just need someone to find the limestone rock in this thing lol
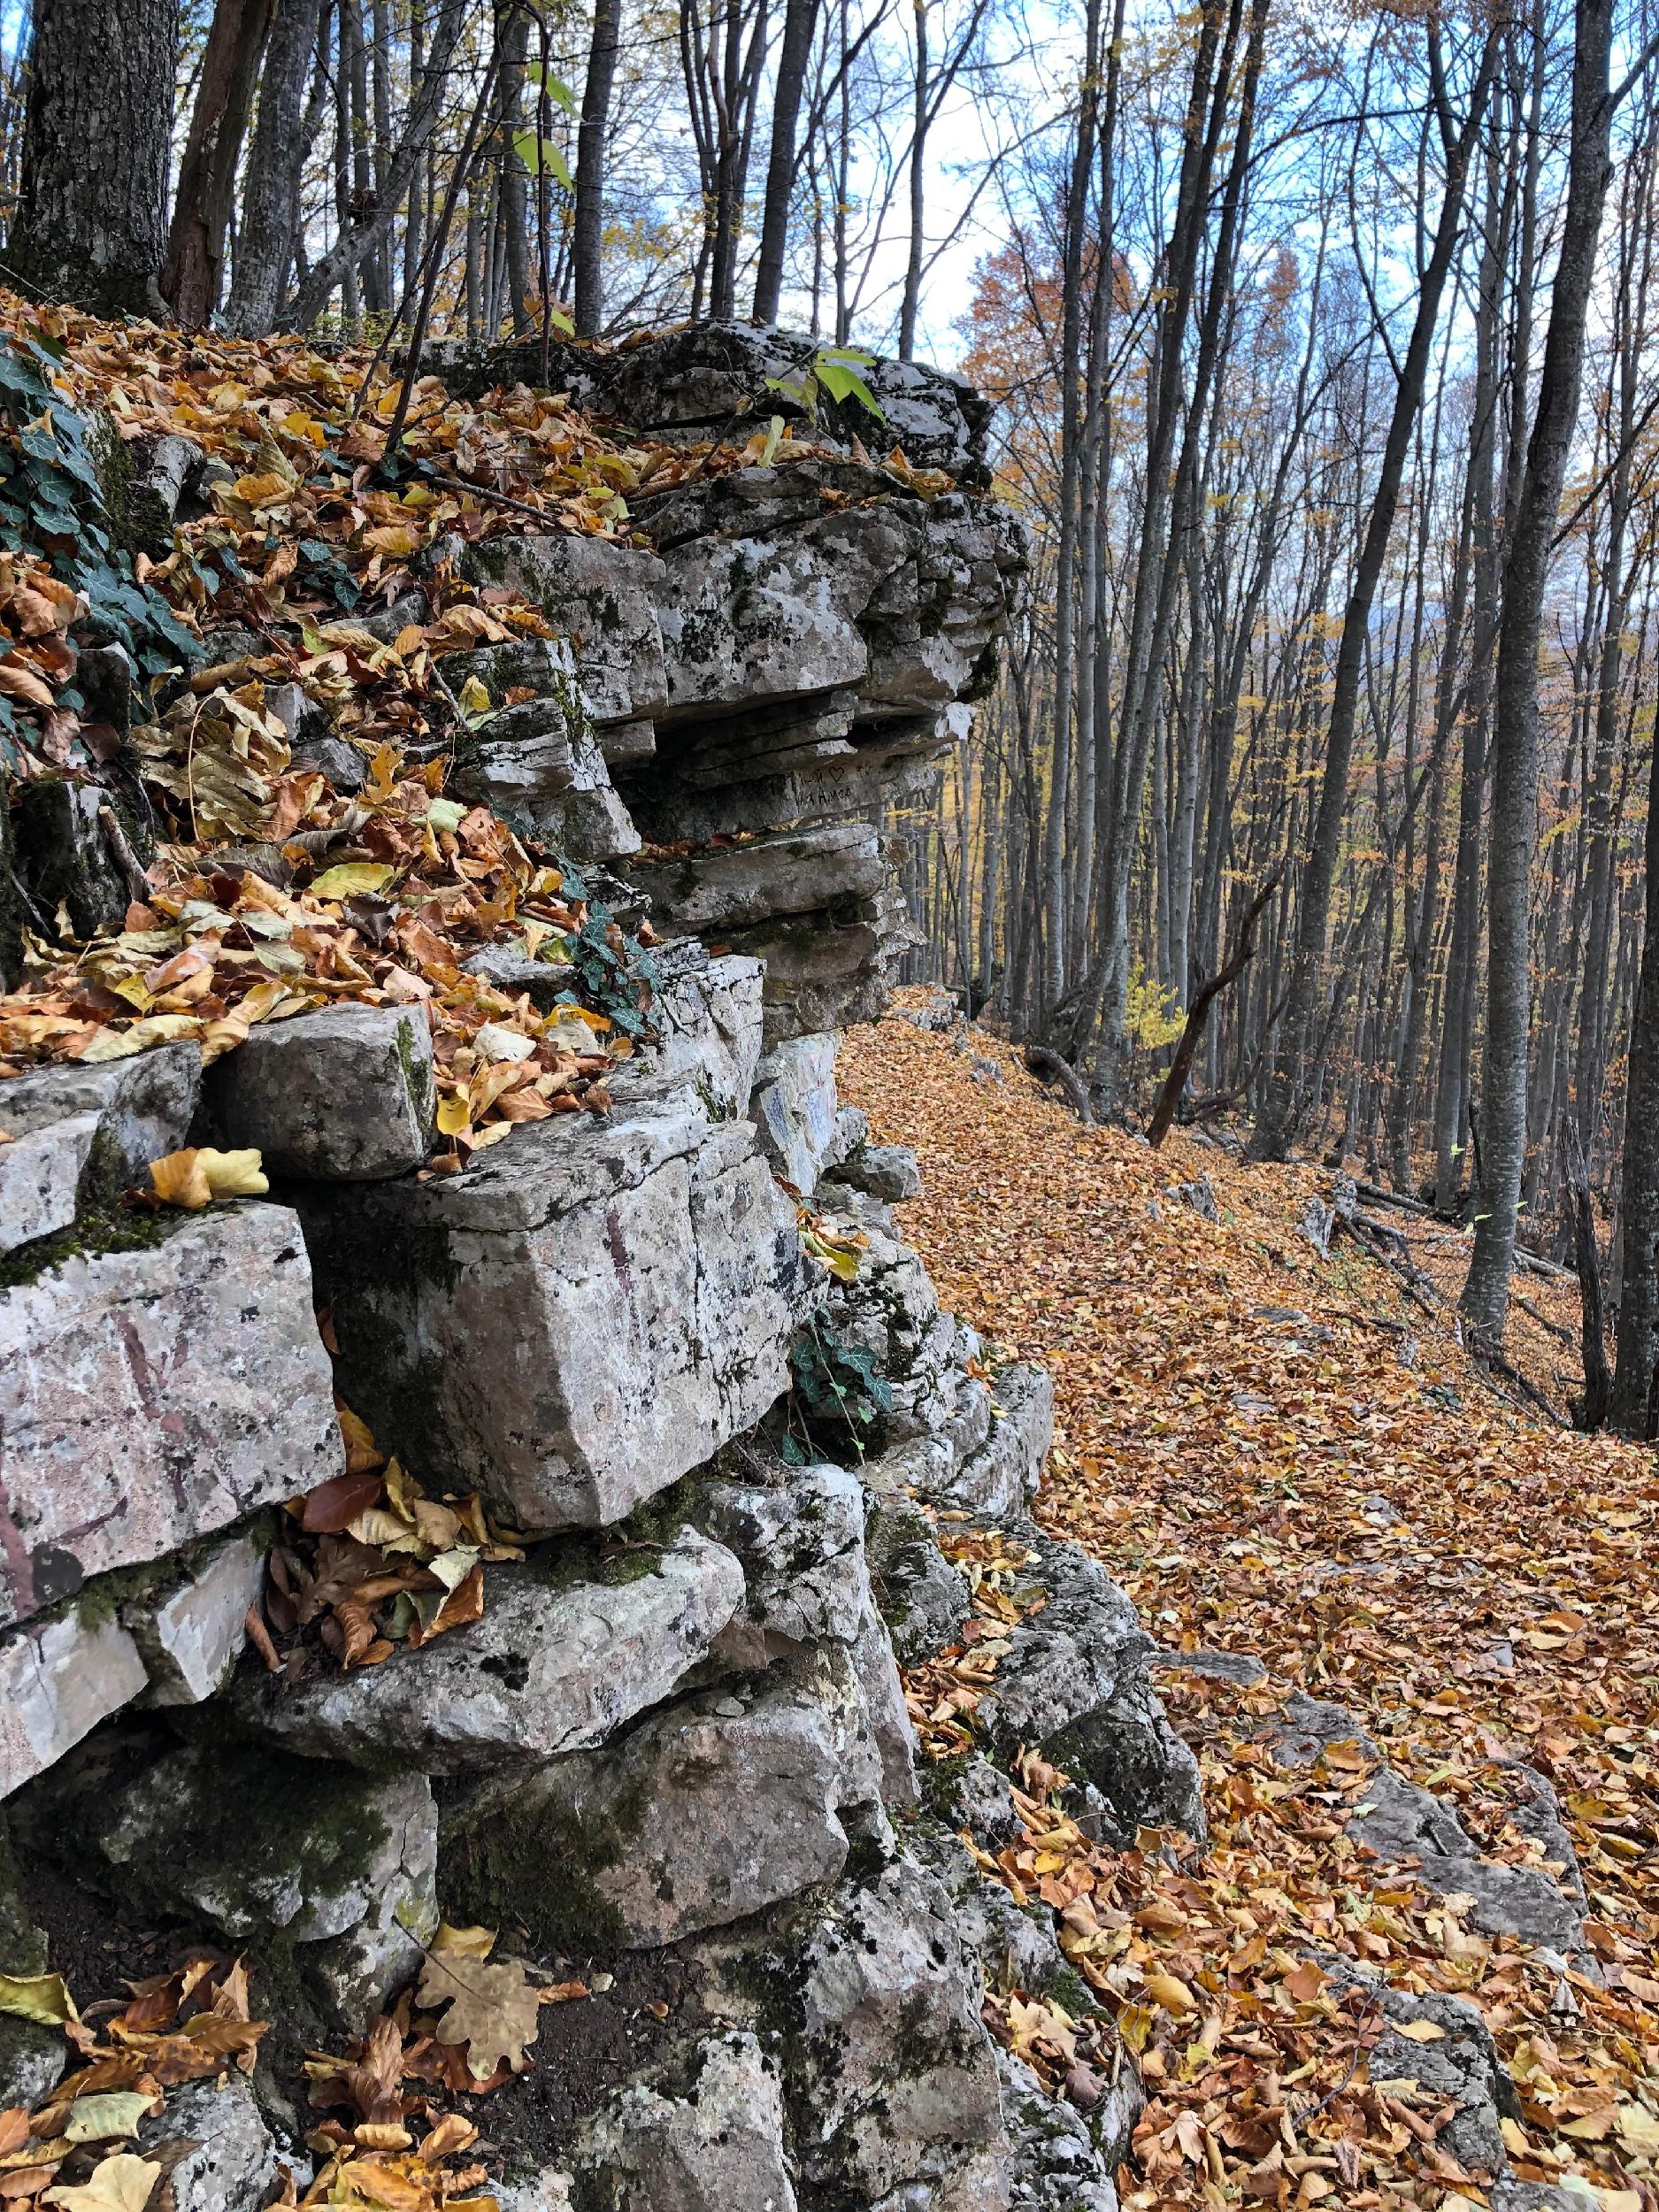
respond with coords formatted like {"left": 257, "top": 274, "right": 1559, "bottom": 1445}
{"left": 652, "top": 952, "right": 765, "bottom": 1121}
{"left": 998, "top": 2050, "right": 1130, "bottom": 2212}
{"left": 832, "top": 1141, "right": 923, "bottom": 1204}
{"left": 443, "top": 325, "right": 993, "bottom": 485}
{"left": 0, "top": 1824, "right": 65, "bottom": 2107}
{"left": 865, "top": 1496, "right": 971, "bottom": 1666}
{"left": 209, "top": 1004, "right": 434, "bottom": 1180}
{"left": 0, "top": 1111, "right": 98, "bottom": 1255}
{"left": 460, "top": 534, "right": 669, "bottom": 736}
{"left": 972, "top": 1520, "right": 1205, "bottom": 1847}
{"left": 750, "top": 1033, "right": 838, "bottom": 1194}
{"left": 129, "top": 1527, "right": 269, "bottom": 1707}
{"left": 460, "top": 945, "right": 577, "bottom": 1010}
{"left": 0, "top": 1607, "right": 149, "bottom": 1800}
{"left": 1321, "top": 1961, "right": 1517, "bottom": 2177}
{"left": 0, "top": 1204, "right": 342, "bottom": 1628}
{"left": 949, "top": 1363, "right": 1052, "bottom": 1515}
{"left": 692, "top": 1462, "right": 869, "bottom": 1651}
{"left": 447, "top": 637, "right": 640, "bottom": 858}
{"left": 779, "top": 1857, "right": 1007, "bottom": 2207}
{"left": 0, "top": 1040, "right": 201, "bottom": 1195}
{"left": 850, "top": 1594, "right": 919, "bottom": 1811}
{"left": 299, "top": 1081, "right": 805, "bottom": 1530}
{"left": 34, "top": 1735, "right": 437, "bottom": 1960}
{"left": 629, "top": 823, "right": 886, "bottom": 935}
{"left": 233, "top": 1531, "right": 743, "bottom": 1773}
{"left": 446, "top": 1650, "right": 880, "bottom": 1948}
{"left": 911, "top": 1830, "right": 1066, "bottom": 1997}
{"left": 574, "top": 2032, "right": 797, "bottom": 2212}
{"left": 1266, "top": 1697, "right": 1586, "bottom": 1955}
{"left": 138, "top": 2072, "right": 276, "bottom": 2212}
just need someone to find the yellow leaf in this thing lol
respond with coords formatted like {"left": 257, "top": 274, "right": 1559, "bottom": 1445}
{"left": 65, "top": 2093, "right": 161, "bottom": 2144}
{"left": 1616, "top": 2102, "right": 1659, "bottom": 2155}
{"left": 1144, "top": 1972, "right": 1197, "bottom": 2016}
{"left": 309, "top": 862, "right": 396, "bottom": 901}
{"left": 44, "top": 2154, "right": 162, "bottom": 2212}
{"left": 149, "top": 1148, "right": 212, "bottom": 1210}
{"left": 1394, "top": 2019, "right": 1446, "bottom": 2043}
{"left": 196, "top": 1148, "right": 268, "bottom": 1199}
{"left": 457, "top": 675, "right": 491, "bottom": 718}
{"left": 431, "top": 1924, "right": 496, "bottom": 1960}
{"left": 0, "top": 1970, "right": 75, "bottom": 2026}
{"left": 436, "top": 1095, "right": 472, "bottom": 1139}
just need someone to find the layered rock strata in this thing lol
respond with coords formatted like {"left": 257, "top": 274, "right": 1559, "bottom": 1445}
{"left": 0, "top": 334, "right": 1191, "bottom": 2212}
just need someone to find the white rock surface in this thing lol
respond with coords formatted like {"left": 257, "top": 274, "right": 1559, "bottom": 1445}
{"left": 0, "top": 1111, "right": 97, "bottom": 1255}
{"left": 233, "top": 1530, "right": 744, "bottom": 1771}
{"left": 751, "top": 1033, "right": 839, "bottom": 1194}
{"left": 576, "top": 2033, "right": 798, "bottom": 2212}
{"left": 132, "top": 1527, "right": 268, "bottom": 1706}
{"left": 209, "top": 1003, "right": 434, "bottom": 1180}
{"left": 138, "top": 2072, "right": 276, "bottom": 2212}
{"left": 0, "top": 1607, "right": 148, "bottom": 1800}
{"left": 0, "top": 1203, "right": 342, "bottom": 1628}
{"left": 301, "top": 1079, "right": 806, "bottom": 1530}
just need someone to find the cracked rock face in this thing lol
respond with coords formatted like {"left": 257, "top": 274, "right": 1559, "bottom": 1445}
{"left": 779, "top": 1857, "right": 1008, "bottom": 2207}
{"left": 444, "top": 1647, "right": 882, "bottom": 1949}
{"left": 573, "top": 2032, "right": 798, "bottom": 2212}
{"left": 207, "top": 1004, "right": 434, "bottom": 1181}
{"left": 0, "top": 1204, "right": 342, "bottom": 1631}
{"left": 296, "top": 1078, "right": 807, "bottom": 1531}
{"left": 138, "top": 2071, "right": 275, "bottom": 2212}
{"left": 232, "top": 1530, "right": 744, "bottom": 1772}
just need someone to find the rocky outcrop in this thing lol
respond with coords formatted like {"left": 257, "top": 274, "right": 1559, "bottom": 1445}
{"left": 0, "top": 331, "right": 1178, "bottom": 2212}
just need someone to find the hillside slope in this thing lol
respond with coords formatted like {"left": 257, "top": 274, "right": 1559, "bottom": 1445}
{"left": 841, "top": 999, "right": 1659, "bottom": 2211}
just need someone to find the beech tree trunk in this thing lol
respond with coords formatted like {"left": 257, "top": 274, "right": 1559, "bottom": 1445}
{"left": 1463, "top": 0, "right": 1616, "bottom": 1342}
{"left": 7, "top": 0, "right": 178, "bottom": 314}
{"left": 572, "top": 0, "right": 621, "bottom": 334}
{"left": 225, "top": 0, "right": 327, "bottom": 335}
{"left": 164, "top": 0, "right": 276, "bottom": 328}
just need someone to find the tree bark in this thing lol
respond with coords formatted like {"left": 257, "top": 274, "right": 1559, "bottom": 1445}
{"left": 572, "top": 0, "right": 622, "bottom": 334}
{"left": 7, "top": 0, "right": 178, "bottom": 314}
{"left": 1463, "top": 0, "right": 1616, "bottom": 1343}
{"left": 224, "top": 0, "right": 328, "bottom": 334}
{"left": 287, "top": 0, "right": 465, "bottom": 329}
{"left": 164, "top": 0, "right": 277, "bottom": 327}
{"left": 1249, "top": 26, "right": 1498, "bottom": 1163}
{"left": 751, "top": 0, "right": 818, "bottom": 324}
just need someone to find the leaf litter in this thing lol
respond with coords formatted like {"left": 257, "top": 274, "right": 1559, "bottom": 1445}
{"left": 841, "top": 995, "right": 1659, "bottom": 2212}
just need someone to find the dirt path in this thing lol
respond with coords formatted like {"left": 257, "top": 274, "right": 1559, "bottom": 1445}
{"left": 840, "top": 1003, "right": 1659, "bottom": 2211}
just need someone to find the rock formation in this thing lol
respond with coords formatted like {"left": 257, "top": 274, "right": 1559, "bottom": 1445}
{"left": 0, "top": 330, "right": 1196, "bottom": 2212}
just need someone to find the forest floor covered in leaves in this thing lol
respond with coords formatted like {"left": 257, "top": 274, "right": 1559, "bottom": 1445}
{"left": 840, "top": 1000, "right": 1659, "bottom": 2212}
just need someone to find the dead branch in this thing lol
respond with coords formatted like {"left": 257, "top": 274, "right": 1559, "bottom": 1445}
{"left": 1147, "top": 872, "right": 1280, "bottom": 1149}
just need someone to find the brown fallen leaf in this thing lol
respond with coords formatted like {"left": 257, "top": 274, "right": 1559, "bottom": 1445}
{"left": 415, "top": 1939, "right": 541, "bottom": 2083}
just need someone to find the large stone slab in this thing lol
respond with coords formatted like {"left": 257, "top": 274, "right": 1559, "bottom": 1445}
{"left": 0, "top": 1607, "right": 149, "bottom": 1800}
{"left": 0, "top": 1041, "right": 202, "bottom": 1211}
{"left": 444, "top": 1650, "right": 882, "bottom": 1950}
{"left": 651, "top": 952, "right": 765, "bottom": 1121}
{"left": 232, "top": 1529, "right": 743, "bottom": 1772}
{"left": 0, "top": 1112, "right": 98, "bottom": 1255}
{"left": 629, "top": 821, "right": 885, "bottom": 933}
{"left": 776, "top": 1859, "right": 1006, "bottom": 2207}
{"left": 460, "top": 534, "right": 669, "bottom": 733}
{"left": 0, "top": 1204, "right": 342, "bottom": 1627}
{"left": 692, "top": 1461, "right": 869, "bottom": 1655}
{"left": 208, "top": 1004, "right": 434, "bottom": 1180}
{"left": 130, "top": 1525, "right": 269, "bottom": 1707}
{"left": 750, "top": 1033, "right": 839, "bottom": 1194}
{"left": 26, "top": 1734, "right": 438, "bottom": 1969}
{"left": 138, "top": 2074, "right": 276, "bottom": 2212}
{"left": 298, "top": 1079, "right": 805, "bottom": 1530}
{"left": 574, "top": 2033, "right": 797, "bottom": 2212}
{"left": 447, "top": 635, "right": 641, "bottom": 858}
